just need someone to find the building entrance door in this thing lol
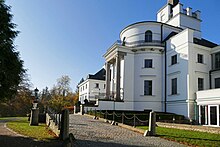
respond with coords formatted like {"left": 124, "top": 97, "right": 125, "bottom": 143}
{"left": 208, "top": 105, "right": 219, "bottom": 126}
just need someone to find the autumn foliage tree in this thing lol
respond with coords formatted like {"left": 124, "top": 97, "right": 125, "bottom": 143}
{"left": 0, "top": 73, "right": 33, "bottom": 116}
{"left": 72, "top": 91, "right": 79, "bottom": 106}
{"left": 48, "top": 75, "right": 74, "bottom": 112}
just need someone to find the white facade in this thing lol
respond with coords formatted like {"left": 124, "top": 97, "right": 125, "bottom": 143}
{"left": 80, "top": 0, "right": 220, "bottom": 125}
{"left": 78, "top": 69, "right": 106, "bottom": 104}
{"left": 196, "top": 46, "right": 220, "bottom": 127}
{"left": 78, "top": 79, "right": 106, "bottom": 104}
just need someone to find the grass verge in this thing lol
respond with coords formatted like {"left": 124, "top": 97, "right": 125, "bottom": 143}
{"left": 0, "top": 117, "right": 18, "bottom": 120}
{"left": 137, "top": 126, "right": 220, "bottom": 147}
{"left": 6, "top": 117, "right": 57, "bottom": 141}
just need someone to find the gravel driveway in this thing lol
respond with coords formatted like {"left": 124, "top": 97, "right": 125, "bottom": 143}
{"left": 69, "top": 114, "right": 187, "bottom": 147}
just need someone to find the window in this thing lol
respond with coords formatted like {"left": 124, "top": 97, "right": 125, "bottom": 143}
{"left": 215, "top": 52, "right": 220, "bottom": 69}
{"left": 200, "top": 106, "right": 206, "bottom": 125}
{"left": 171, "top": 54, "right": 177, "bottom": 65}
{"left": 95, "top": 83, "right": 99, "bottom": 88}
{"left": 197, "top": 54, "right": 204, "bottom": 63}
{"left": 145, "top": 30, "right": 152, "bottom": 42}
{"left": 122, "top": 37, "right": 126, "bottom": 46}
{"left": 215, "top": 78, "right": 220, "bottom": 88}
{"left": 144, "top": 80, "right": 152, "bottom": 95}
{"left": 198, "top": 78, "right": 204, "bottom": 91}
{"left": 171, "top": 78, "right": 177, "bottom": 95}
{"left": 161, "top": 14, "right": 165, "bottom": 21}
{"left": 104, "top": 84, "right": 106, "bottom": 89}
{"left": 144, "top": 59, "right": 153, "bottom": 68}
{"left": 85, "top": 84, "right": 87, "bottom": 89}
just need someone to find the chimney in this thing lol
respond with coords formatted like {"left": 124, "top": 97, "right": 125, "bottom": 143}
{"left": 186, "top": 7, "right": 192, "bottom": 16}
{"left": 195, "top": 10, "right": 201, "bottom": 19}
{"left": 168, "top": 0, "right": 179, "bottom": 7}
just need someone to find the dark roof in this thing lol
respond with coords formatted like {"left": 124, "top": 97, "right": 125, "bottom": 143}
{"left": 163, "top": 31, "right": 178, "bottom": 42}
{"left": 87, "top": 68, "right": 106, "bottom": 80}
{"left": 193, "top": 38, "right": 218, "bottom": 48}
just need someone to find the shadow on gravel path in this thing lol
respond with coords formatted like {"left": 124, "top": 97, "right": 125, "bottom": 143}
{"left": 0, "top": 135, "right": 62, "bottom": 147}
{"left": 73, "top": 139, "right": 144, "bottom": 147}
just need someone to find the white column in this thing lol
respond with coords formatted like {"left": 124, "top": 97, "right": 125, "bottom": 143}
{"left": 115, "top": 54, "right": 121, "bottom": 101}
{"left": 198, "top": 105, "right": 201, "bottom": 125}
{"left": 218, "top": 106, "right": 220, "bottom": 126}
{"left": 105, "top": 62, "right": 110, "bottom": 99}
{"left": 205, "top": 105, "right": 208, "bottom": 125}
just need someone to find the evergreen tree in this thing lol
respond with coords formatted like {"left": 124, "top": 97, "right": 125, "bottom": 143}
{"left": 0, "top": 0, "right": 24, "bottom": 101}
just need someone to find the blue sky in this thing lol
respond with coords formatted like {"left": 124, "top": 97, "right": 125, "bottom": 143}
{"left": 5, "top": 0, "right": 220, "bottom": 91}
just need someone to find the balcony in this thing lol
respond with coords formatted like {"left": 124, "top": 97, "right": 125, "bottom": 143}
{"left": 88, "top": 91, "right": 124, "bottom": 102}
{"left": 196, "top": 88, "right": 220, "bottom": 105}
{"left": 115, "top": 40, "right": 165, "bottom": 48}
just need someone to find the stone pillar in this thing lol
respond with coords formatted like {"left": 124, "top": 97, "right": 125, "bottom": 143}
{"left": 30, "top": 108, "right": 39, "bottom": 126}
{"left": 115, "top": 54, "right": 121, "bottom": 101}
{"left": 80, "top": 105, "right": 84, "bottom": 115}
{"left": 105, "top": 62, "right": 111, "bottom": 99}
{"left": 144, "top": 111, "right": 156, "bottom": 136}
{"left": 60, "top": 109, "right": 69, "bottom": 141}
{"left": 73, "top": 106, "right": 77, "bottom": 114}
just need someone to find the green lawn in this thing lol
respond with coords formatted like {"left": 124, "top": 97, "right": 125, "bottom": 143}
{"left": 0, "top": 117, "right": 17, "bottom": 120}
{"left": 138, "top": 126, "right": 220, "bottom": 147}
{"left": 6, "top": 117, "right": 56, "bottom": 141}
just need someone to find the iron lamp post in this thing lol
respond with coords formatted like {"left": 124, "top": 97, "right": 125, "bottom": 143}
{"left": 30, "top": 87, "right": 39, "bottom": 126}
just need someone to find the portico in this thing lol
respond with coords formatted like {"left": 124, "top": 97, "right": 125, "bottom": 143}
{"left": 104, "top": 44, "right": 126, "bottom": 101}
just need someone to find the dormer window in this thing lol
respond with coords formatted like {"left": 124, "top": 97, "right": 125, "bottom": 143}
{"left": 145, "top": 30, "right": 152, "bottom": 42}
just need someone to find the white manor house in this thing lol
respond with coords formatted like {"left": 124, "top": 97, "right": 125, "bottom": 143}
{"left": 78, "top": 0, "right": 220, "bottom": 127}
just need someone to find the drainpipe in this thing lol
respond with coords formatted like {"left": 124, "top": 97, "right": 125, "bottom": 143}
{"left": 164, "top": 42, "right": 167, "bottom": 113}
{"left": 161, "top": 24, "right": 167, "bottom": 113}
{"left": 194, "top": 100, "right": 197, "bottom": 124}
{"left": 209, "top": 70, "right": 212, "bottom": 89}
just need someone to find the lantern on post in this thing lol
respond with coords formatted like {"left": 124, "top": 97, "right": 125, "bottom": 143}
{"left": 30, "top": 87, "right": 39, "bottom": 126}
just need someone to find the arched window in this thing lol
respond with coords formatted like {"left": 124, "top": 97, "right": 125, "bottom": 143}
{"left": 122, "top": 37, "right": 126, "bottom": 46}
{"left": 145, "top": 30, "right": 152, "bottom": 42}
